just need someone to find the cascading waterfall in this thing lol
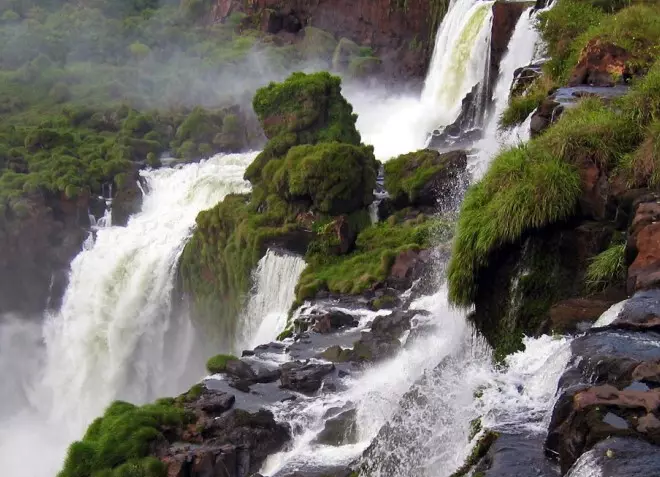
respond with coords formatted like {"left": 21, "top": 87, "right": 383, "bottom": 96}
{"left": 238, "top": 249, "right": 307, "bottom": 351}
{"left": 348, "top": 0, "right": 495, "bottom": 161}
{"left": 0, "top": 152, "right": 256, "bottom": 477}
{"left": 471, "top": 6, "right": 542, "bottom": 178}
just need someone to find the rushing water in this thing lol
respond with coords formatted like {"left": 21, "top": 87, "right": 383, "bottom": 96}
{"left": 0, "top": 152, "right": 257, "bottom": 476}
{"left": 238, "top": 249, "right": 307, "bottom": 351}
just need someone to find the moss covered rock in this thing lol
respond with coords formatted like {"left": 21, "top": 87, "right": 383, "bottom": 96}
{"left": 299, "top": 27, "right": 337, "bottom": 64}
{"left": 384, "top": 149, "right": 467, "bottom": 207}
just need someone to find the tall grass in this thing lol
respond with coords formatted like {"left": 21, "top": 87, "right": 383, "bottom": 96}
{"left": 585, "top": 242, "right": 626, "bottom": 292}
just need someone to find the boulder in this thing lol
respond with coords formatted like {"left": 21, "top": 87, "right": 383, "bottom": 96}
{"left": 387, "top": 249, "right": 432, "bottom": 291}
{"left": 569, "top": 39, "right": 633, "bottom": 87}
{"left": 530, "top": 97, "right": 562, "bottom": 137}
{"left": 279, "top": 361, "right": 335, "bottom": 394}
{"left": 511, "top": 66, "right": 541, "bottom": 98}
{"left": 299, "top": 27, "right": 337, "bottom": 65}
{"left": 314, "top": 409, "right": 358, "bottom": 446}
{"left": 332, "top": 37, "right": 361, "bottom": 73}
{"left": 472, "top": 433, "right": 558, "bottom": 477}
{"left": 566, "top": 437, "right": 660, "bottom": 477}
{"left": 299, "top": 310, "right": 358, "bottom": 334}
{"left": 549, "top": 298, "right": 619, "bottom": 333}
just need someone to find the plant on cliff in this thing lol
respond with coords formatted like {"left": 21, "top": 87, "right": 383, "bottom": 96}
{"left": 585, "top": 241, "right": 626, "bottom": 292}
{"left": 447, "top": 145, "right": 582, "bottom": 306}
{"left": 58, "top": 400, "right": 191, "bottom": 477}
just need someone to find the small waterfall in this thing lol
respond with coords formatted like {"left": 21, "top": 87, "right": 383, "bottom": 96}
{"left": 471, "top": 6, "right": 542, "bottom": 178}
{"left": 421, "top": 0, "right": 495, "bottom": 129}
{"left": 238, "top": 249, "right": 307, "bottom": 350}
{"left": 0, "top": 153, "right": 256, "bottom": 477}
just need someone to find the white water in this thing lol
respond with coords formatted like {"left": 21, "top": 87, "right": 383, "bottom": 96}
{"left": 238, "top": 249, "right": 307, "bottom": 351}
{"left": 348, "top": 0, "right": 496, "bottom": 161}
{"left": 0, "top": 152, "right": 256, "bottom": 477}
{"left": 471, "top": 6, "right": 541, "bottom": 178}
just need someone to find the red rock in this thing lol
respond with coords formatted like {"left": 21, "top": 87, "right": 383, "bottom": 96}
{"left": 628, "top": 199, "right": 660, "bottom": 292}
{"left": 569, "top": 39, "right": 633, "bottom": 86}
{"left": 549, "top": 298, "right": 616, "bottom": 333}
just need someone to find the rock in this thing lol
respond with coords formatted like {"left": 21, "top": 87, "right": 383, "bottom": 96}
{"left": 225, "top": 359, "right": 258, "bottom": 381}
{"left": 111, "top": 169, "right": 143, "bottom": 227}
{"left": 627, "top": 196, "right": 660, "bottom": 293}
{"left": 332, "top": 37, "right": 361, "bottom": 73}
{"left": 549, "top": 297, "right": 618, "bottom": 333}
{"left": 566, "top": 437, "right": 660, "bottom": 477}
{"left": 511, "top": 66, "right": 541, "bottom": 98}
{"left": 569, "top": 39, "right": 633, "bottom": 87}
{"left": 190, "top": 389, "right": 236, "bottom": 415}
{"left": 606, "top": 290, "right": 660, "bottom": 332}
{"left": 314, "top": 409, "right": 358, "bottom": 446}
{"left": 383, "top": 149, "right": 468, "bottom": 208}
{"left": 428, "top": 84, "right": 485, "bottom": 149}
{"left": 388, "top": 249, "right": 432, "bottom": 291}
{"left": 472, "top": 433, "right": 558, "bottom": 477}
{"left": 279, "top": 361, "right": 335, "bottom": 394}
{"left": 304, "top": 310, "right": 358, "bottom": 334}
{"left": 299, "top": 26, "right": 337, "bottom": 65}
{"left": 530, "top": 97, "right": 562, "bottom": 137}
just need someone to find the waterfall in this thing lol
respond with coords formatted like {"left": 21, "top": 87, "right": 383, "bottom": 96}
{"left": 348, "top": 0, "right": 495, "bottom": 161}
{"left": 0, "top": 152, "right": 256, "bottom": 477}
{"left": 238, "top": 249, "right": 307, "bottom": 350}
{"left": 471, "top": 6, "right": 541, "bottom": 178}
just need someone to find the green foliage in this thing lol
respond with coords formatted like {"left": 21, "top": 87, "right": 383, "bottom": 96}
{"left": 618, "top": 120, "right": 660, "bottom": 188}
{"left": 252, "top": 71, "right": 361, "bottom": 145}
{"left": 619, "top": 60, "right": 660, "bottom": 127}
{"left": 499, "top": 76, "right": 556, "bottom": 129}
{"left": 206, "top": 353, "right": 239, "bottom": 373}
{"left": 58, "top": 400, "right": 191, "bottom": 477}
{"left": 586, "top": 242, "right": 626, "bottom": 292}
{"left": 297, "top": 213, "right": 451, "bottom": 303}
{"left": 449, "top": 430, "right": 500, "bottom": 477}
{"left": 384, "top": 149, "right": 459, "bottom": 205}
{"left": 447, "top": 145, "right": 582, "bottom": 306}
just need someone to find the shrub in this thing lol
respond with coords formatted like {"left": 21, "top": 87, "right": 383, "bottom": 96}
{"left": 206, "top": 354, "right": 239, "bottom": 373}
{"left": 585, "top": 242, "right": 626, "bottom": 292}
{"left": 58, "top": 400, "right": 191, "bottom": 477}
{"left": 447, "top": 145, "right": 582, "bottom": 306}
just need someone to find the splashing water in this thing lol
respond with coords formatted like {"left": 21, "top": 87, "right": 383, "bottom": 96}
{"left": 238, "top": 249, "right": 307, "bottom": 350}
{"left": 0, "top": 152, "right": 256, "bottom": 477}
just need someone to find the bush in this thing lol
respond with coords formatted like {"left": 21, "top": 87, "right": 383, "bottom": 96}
{"left": 447, "top": 145, "right": 582, "bottom": 306}
{"left": 58, "top": 400, "right": 191, "bottom": 477}
{"left": 206, "top": 354, "right": 239, "bottom": 373}
{"left": 585, "top": 242, "right": 626, "bottom": 292}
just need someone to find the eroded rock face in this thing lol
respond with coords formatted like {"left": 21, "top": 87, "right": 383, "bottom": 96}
{"left": 627, "top": 196, "right": 660, "bottom": 293}
{"left": 160, "top": 387, "right": 290, "bottom": 477}
{"left": 280, "top": 361, "right": 335, "bottom": 394}
{"left": 569, "top": 39, "right": 633, "bottom": 87}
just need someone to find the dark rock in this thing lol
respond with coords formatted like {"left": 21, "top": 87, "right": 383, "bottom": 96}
{"left": 530, "top": 97, "right": 562, "bottom": 137}
{"left": 566, "top": 437, "right": 660, "bottom": 477}
{"left": 388, "top": 249, "right": 431, "bottom": 291}
{"left": 429, "top": 85, "right": 485, "bottom": 149}
{"left": 602, "top": 290, "right": 660, "bottom": 332}
{"left": 225, "top": 359, "right": 258, "bottom": 381}
{"left": 111, "top": 169, "right": 143, "bottom": 227}
{"left": 279, "top": 361, "right": 335, "bottom": 394}
{"left": 511, "top": 66, "right": 541, "bottom": 98}
{"left": 296, "top": 310, "right": 358, "bottom": 334}
{"left": 473, "top": 433, "right": 559, "bottom": 477}
{"left": 568, "top": 39, "right": 633, "bottom": 87}
{"left": 190, "top": 389, "right": 236, "bottom": 415}
{"left": 314, "top": 409, "right": 358, "bottom": 446}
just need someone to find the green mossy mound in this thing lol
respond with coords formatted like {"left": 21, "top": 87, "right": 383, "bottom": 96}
{"left": 296, "top": 212, "right": 451, "bottom": 304}
{"left": 206, "top": 353, "right": 239, "bottom": 373}
{"left": 58, "top": 400, "right": 192, "bottom": 477}
{"left": 384, "top": 149, "right": 466, "bottom": 206}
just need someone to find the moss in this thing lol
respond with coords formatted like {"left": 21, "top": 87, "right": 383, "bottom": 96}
{"left": 58, "top": 400, "right": 191, "bottom": 477}
{"left": 384, "top": 149, "right": 461, "bottom": 205}
{"left": 299, "top": 27, "right": 337, "bottom": 62}
{"left": 585, "top": 241, "right": 626, "bottom": 292}
{"left": 252, "top": 71, "right": 360, "bottom": 145}
{"left": 276, "top": 328, "right": 293, "bottom": 341}
{"left": 447, "top": 144, "right": 582, "bottom": 307}
{"left": 371, "top": 295, "right": 397, "bottom": 310}
{"left": 449, "top": 430, "right": 499, "bottom": 477}
{"left": 468, "top": 418, "right": 482, "bottom": 441}
{"left": 206, "top": 354, "right": 239, "bottom": 374}
{"left": 297, "top": 214, "right": 451, "bottom": 302}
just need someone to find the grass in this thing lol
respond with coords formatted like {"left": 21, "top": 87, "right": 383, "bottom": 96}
{"left": 296, "top": 213, "right": 451, "bottom": 303}
{"left": 499, "top": 76, "right": 556, "bottom": 129}
{"left": 58, "top": 400, "right": 192, "bottom": 477}
{"left": 447, "top": 145, "right": 581, "bottom": 306}
{"left": 619, "top": 60, "right": 660, "bottom": 127}
{"left": 206, "top": 354, "right": 239, "bottom": 374}
{"left": 585, "top": 242, "right": 626, "bottom": 292}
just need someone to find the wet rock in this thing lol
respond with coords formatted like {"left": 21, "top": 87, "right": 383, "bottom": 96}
{"left": 511, "top": 65, "right": 541, "bottom": 98}
{"left": 569, "top": 39, "right": 633, "bottom": 87}
{"left": 189, "top": 389, "right": 236, "bottom": 415}
{"left": 273, "top": 465, "right": 353, "bottom": 477}
{"left": 314, "top": 409, "right": 358, "bottom": 446}
{"left": 296, "top": 310, "right": 358, "bottom": 334}
{"left": 279, "top": 361, "right": 335, "bottom": 394}
{"left": 388, "top": 249, "right": 433, "bottom": 291}
{"left": 225, "top": 359, "right": 258, "bottom": 381}
{"left": 627, "top": 196, "right": 660, "bottom": 293}
{"left": 606, "top": 290, "right": 660, "bottom": 332}
{"left": 428, "top": 85, "right": 485, "bottom": 149}
{"left": 566, "top": 437, "right": 660, "bottom": 477}
{"left": 530, "top": 97, "right": 562, "bottom": 137}
{"left": 474, "top": 433, "right": 559, "bottom": 477}
{"left": 549, "top": 298, "right": 618, "bottom": 333}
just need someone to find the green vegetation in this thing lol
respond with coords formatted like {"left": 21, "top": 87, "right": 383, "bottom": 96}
{"left": 296, "top": 212, "right": 451, "bottom": 303}
{"left": 384, "top": 149, "right": 462, "bottom": 205}
{"left": 499, "top": 76, "right": 556, "bottom": 129}
{"left": 449, "top": 430, "right": 500, "bottom": 477}
{"left": 58, "top": 400, "right": 191, "bottom": 477}
{"left": 586, "top": 242, "right": 626, "bottom": 292}
{"left": 206, "top": 353, "right": 239, "bottom": 373}
{"left": 539, "top": 1, "right": 660, "bottom": 82}
{"left": 447, "top": 144, "right": 581, "bottom": 306}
